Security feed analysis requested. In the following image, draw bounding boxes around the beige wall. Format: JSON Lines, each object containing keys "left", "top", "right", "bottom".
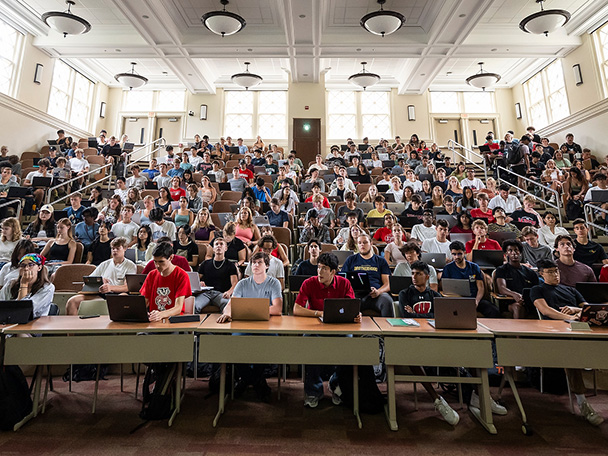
{"left": 184, "top": 90, "right": 224, "bottom": 142}
{"left": 92, "top": 82, "right": 109, "bottom": 136}
{"left": 288, "top": 80, "right": 326, "bottom": 152}
{"left": 15, "top": 34, "right": 54, "bottom": 113}
{"left": 391, "top": 90, "right": 431, "bottom": 142}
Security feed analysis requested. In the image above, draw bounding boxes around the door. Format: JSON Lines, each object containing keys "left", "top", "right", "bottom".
{"left": 434, "top": 118, "right": 462, "bottom": 149}
{"left": 466, "top": 119, "right": 496, "bottom": 163}
{"left": 155, "top": 117, "right": 182, "bottom": 146}
{"left": 293, "top": 118, "right": 321, "bottom": 166}
{"left": 122, "top": 117, "right": 146, "bottom": 145}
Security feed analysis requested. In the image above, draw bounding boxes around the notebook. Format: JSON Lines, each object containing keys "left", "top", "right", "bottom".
{"left": 230, "top": 297, "right": 269, "bottom": 321}
{"left": 106, "top": 295, "right": 149, "bottom": 323}
{"left": 320, "top": 298, "right": 360, "bottom": 323}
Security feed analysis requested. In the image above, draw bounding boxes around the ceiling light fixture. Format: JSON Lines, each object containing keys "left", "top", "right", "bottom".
{"left": 519, "top": 0, "right": 570, "bottom": 36}
{"left": 348, "top": 62, "right": 380, "bottom": 90}
{"left": 360, "top": 0, "right": 405, "bottom": 37}
{"left": 466, "top": 62, "right": 501, "bottom": 91}
{"left": 231, "top": 62, "right": 262, "bottom": 90}
{"left": 114, "top": 62, "right": 148, "bottom": 90}
{"left": 42, "top": 0, "right": 91, "bottom": 38}
{"left": 201, "top": 0, "right": 246, "bottom": 37}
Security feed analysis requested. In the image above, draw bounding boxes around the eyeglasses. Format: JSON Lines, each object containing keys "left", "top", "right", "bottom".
{"left": 19, "top": 263, "right": 37, "bottom": 269}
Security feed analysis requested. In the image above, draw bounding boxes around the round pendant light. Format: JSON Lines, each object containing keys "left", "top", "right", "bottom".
{"left": 466, "top": 62, "right": 501, "bottom": 91}
{"left": 201, "top": 0, "right": 246, "bottom": 37}
{"left": 114, "top": 62, "right": 148, "bottom": 90}
{"left": 348, "top": 62, "right": 381, "bottom": 90}
{"left": 519, "top": 0, "right": 570, "bottom": 37}
{"left": 41, "top": 0, "right": 91, "bottom": 38}
{"left": 360, "top": 0, "right": 405, "bottom": 37}
{"left": 231, "top": 62, "right": 262, "bottom": 90}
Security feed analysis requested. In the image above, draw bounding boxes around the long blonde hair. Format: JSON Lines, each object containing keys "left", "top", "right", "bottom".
{"left": 2, "top": 217, "right": 21, "bottom": 242}
{"left": 192, "top": 207, "right": 211, "bottom": 230}
{"left": 236, "top": 207, "right": 254, "bottom": 228}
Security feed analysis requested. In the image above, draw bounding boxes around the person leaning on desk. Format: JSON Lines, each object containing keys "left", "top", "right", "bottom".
{"left": 530, "top": 258, "right": 604, "bottom": 427}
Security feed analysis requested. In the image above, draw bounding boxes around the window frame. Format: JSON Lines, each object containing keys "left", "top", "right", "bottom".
{"left": 522, "top": 60, "right": 570, "bottom": 129}
{"left": 0, "top": 17, "right": 25, "bottom": 97}
{"left": 592, "top": 21, "right": 608, "bottom": 98}
{"left": 326, "top": 90, "right": 392, "bottom": 141}
{"left": 222, "top": 90, "right": 287, "bottom": 141}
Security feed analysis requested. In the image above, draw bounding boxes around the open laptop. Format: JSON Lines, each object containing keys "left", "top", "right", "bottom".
{"left": 421, "top": 253, "right": 446, "bottom": 270}
{"left": 32, "top": 176, "right": 52, "bottom": 188}
{"left": 332, "top": 250, "right": 354, "bottom": 266}
{"left": 436, "top": 214, "right": 457, "bottom": 229}
{"left": 441, "top": 278, "right": 471, "bottom": 297}
{"left": 144, "top": 181, "right": 158, "bottom": 190}
{"left": 449, "top": 233, "right": 473, "bottom": 245}
{"left": 125, "top": 274, "right": 147, "bottom": 294}
{"left": 187, "top": 271, "right": 213, "bottom": 295}
{"left": 87, "top": 137, "right": 98, "bottom": 148}
{"left": 431, "top": 297, "right": 477, "bottom": 330}
{"left": 230, "top": 297, "right": 269, "bottom": 321}
{"left": 389, "top": 275, "right": 412, "bottom": 295}
{"left": 591, "top": 190, "right": 608, "bottom": 203}
{"left": 300, "top": 182, "right": 314, "bottom": 193}
{"left": 81, "top": 276, "right": 103, "bottom": 294}
{"left": 7, "top": 187, "right": 29, "bottom": 198}
{"left": 472, "top": 250, "right": 504, "bottom": 269}
{"left": 0, "top": 300, "right": 33, "bottom": 325}
{"left": 253, "top": 215, "right": 270, "bottom": 226}
{"left": 576, "top": 282, "right": 608, "bottom": 304}
{"left": 107, "top": 295, "right": 149, "bottom": 323}
{"left": 488, "top": 231, "right": 517, "bottom": 244}
{"left": 298, "top": 202, "right": 313, "bottom": 215}
{"left": 47, "top": 139, "right": 58, "bottom": 146}
{"left": 320, "top": 298, "right": 360, "bottom": 324}
{"left": 219, "top": 182, "right": 231, "bottom": 191}
{"left": 123, "top": 142, "right": 134, "bottom": 152}
{"left": 124, "top": 249, "right": 137, "bottom": 263}
{"left": 339, "top": 272, "right": 372, "bottom": 294}
{"left": 53, "top": 209, "right": 68, "bottom": 221}
{"left": 289, "top": 275, "right": 311, "bottom": 292}
{"left": 217, "top": 212, "right": 233, "bottom": 227}
{"left": 579, "top": 304, "right": 608, "bottom": 326}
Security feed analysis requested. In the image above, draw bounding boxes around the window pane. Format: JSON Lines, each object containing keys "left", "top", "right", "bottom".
{"left": 258, "top": 91, "right": 287, "bottom": 139}
{"left": 546, "top": 61, "right": 565, "bottom": 93}
{"left": 258, "top": 91, "right": 286, "bottom": 114}
{"left": 529, "top": 102, "right": 548, "bottom": 129}
{"left": 224, "top": 114, "right": 252, "bottom": 138}
{"left": 549, "top": 89, "right": 569, "bottom": 122}
{"left": 463, "top": 92, "right": 495, "bottom": 113}
{"left": 258, "top": 114, "right": 286, "bottom": 139}
{"left": 0, "top": 58, "right": 13, "bottom": 95}
{"left": 52, "top": 61, "right": 72, "bottom": 93}
{"left": 430, "top": 92, "right": 460, "bottom": 113}
{"left": 362, "top": 114, "right": 391, "bottom": 139}
{"left": 156, "top": 90, "right": 185, "bottom": 111}
{"left": 0, "top": 20, "right": 19, "bottom": 61}
{"left": 526, "top": 73, "right": 544, "bottom": 104}
{"left": 124, "top": 90, "right": 154, "bottom": 111}
{"left": 70, "top": 101, "right": 89, "bottom": 130}
{"left": 361, "top": 91, "right": 389, "bottom": 114}
{"left": 328, "top": 114, "right": 356, "bottom": 139}
{"left": 225, "top": 91, "right": 253, "bottom": 114}
{"left": 328, "top": 91, "right": 356, "bottom": 114}
{"left": 48, "top": 88, "right": 70, "bottom": 121}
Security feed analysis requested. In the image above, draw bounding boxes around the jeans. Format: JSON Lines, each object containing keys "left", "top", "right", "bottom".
{"left": 360, "top": 292, "right": 394, "bottom": 317}
{"left": 194, "top": 290, "right": 229, "bottom": 313}
{"left": 477, "top": 299, "right": 500, "bottom": 318}
{"left": 304, "top": 365, "right": 337, "bottom": 397}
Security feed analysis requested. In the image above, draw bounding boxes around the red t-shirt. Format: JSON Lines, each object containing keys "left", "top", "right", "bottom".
{"left": 599, "top": 265, "right": 608, "bottom": 283}
{"left": 465, "top": 238, "right": 502, "bottom": 254}
{"left": 238, "top": 169, "right": 254, "bottom": 181}
{"left": 470, "top": 208, "right": 495, "bottom": 224}
{"left": 373, "top": 227, "right": 406, "bottom": 244}
{"left": 169, "top": 187, "right": 186, "bottom": 200}
{"left": 141, "top": 266, "right": 191, "bottom": 313}
{"left": 142, "top": 255, "right": 192, "bottom": 274}
{"left": 295, "top": 275, "right": 355, "bottom": 312}
{"left": 305, "top": 195, "right": 330, "bottom": 208}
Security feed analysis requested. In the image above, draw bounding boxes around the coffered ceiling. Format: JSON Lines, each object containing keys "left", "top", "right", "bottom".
{"left": 3, "top": 0, "right": 608, "bottom": 94}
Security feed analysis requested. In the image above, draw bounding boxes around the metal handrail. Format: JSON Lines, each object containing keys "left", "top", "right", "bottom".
{"left": 0, "top": 198, "right": 22, "bottom": 219}
{"left": 496, "top": 166, "right": 563, "bottom": 226}
{"left": 125, "top": 143, "right": 166, "bottom": 174}
{"left": 584, "top": 202, "right": 608, "bottom": 237}
{"left": 123, "top": 138, "right": 166, "bottom": 167}
{"left": 45, "top": 163, "right": 114, "bottom": 206}
{"left": 447, "top": 139, "right": 487, "bottom": 182}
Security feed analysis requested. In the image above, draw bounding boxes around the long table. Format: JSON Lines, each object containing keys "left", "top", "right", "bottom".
{"left": 478, "top": 318, "right": 608, "bottom": 435}
{"left": 3, "top": 315, "right": 202, "bottom": 429}
{"left": 197, "top": 315, "right": 381, "bottom": 428}
{"left": 375, "top": 318, "right": 497, "bottom": 434}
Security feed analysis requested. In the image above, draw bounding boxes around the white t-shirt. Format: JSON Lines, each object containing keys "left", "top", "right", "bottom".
{"left": 126, "top": 175, "right": 148, "bottom": 190}
{"left": 0, "top": 263, "right": 18, "bottom": 287}
{"left": 92, "top": 258, "right": 137, "bottom": 286}
{"left": 111, "top": 221, "right": 139, "bottom": 242}
{"left": 460, "top": 177, "right": 486, "bottom": 190}
{"left": 149, "top": 220, "right": 177, "bottom": 241}
{"left": 403, "top": 179, "right": 423, "bottom": 192}
{"left": 25, "top": 171, "right": 44, "bottom": 183}
{"left": 488, "top": 194, "right": 522, "bottom": 213}
{"left": 244, "top": 255, "right": 284, "bottom": 280}
{"left": 114, "top": 188, "right": 129, "bottom": 205}
{"left": 411, "top": 224, "right": 437, "bottom": 242}
{"left": 421, "top": 238, "right": 452, "bottom": 258}
{"left": 70, "top": 157, "right": 89, "bottom": 173}
{"left": 0, "top": 239, "right": 17, "bottom": 262}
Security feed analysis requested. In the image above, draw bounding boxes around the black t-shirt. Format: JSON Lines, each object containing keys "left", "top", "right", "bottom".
{"left": 529, "top": 283, "right": 585, "bottom": 319}
{"left": 356, "top": 173, "right": 371, "bottom": 184}
{"left": 495, "top": 263, "right": 539, "bottom": 294}
{"left": 509, "top": 209, "right": 540, "bottom": 230}
{"left": 402, "top": 206, "right": 424, "bottom": 220}
{"left": 398, "top": 285, "right": 442, "bottom": 318}
{"left": 337, "top": 206, "right": 365, "bottom": 226}
{"left": 221, "top": 237, "right": 246, "bottom": 262}
{"left": 198, "top": 259, "right": 238, "bottom": 292}
{"left": 89, "top": 238, "right": 111, "bottom": 266}
{"left": 295, "top": 260, "right": 318, "bottom": 277}
{"left": 173, "top": 240, "right": 198, "bottom": 262}
{"left": 573, "top": 240, "right": 608, "bottom": 265}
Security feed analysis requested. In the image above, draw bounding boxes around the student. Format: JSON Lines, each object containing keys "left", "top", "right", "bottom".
{"left": 341, "top": 233, "right": 392, "bottom": 316}
{"left": 465, "top": 219, "right": 501, "bottom": 261}
{"left": 111, "top": 205, "right": 139, "bottom": 247}
{"left": 40, "top": 218, "right": 77, "bottom": 273}
{"left": 494, "top": 240, "right": 539, "bottom": 319}
{"left": 74, "top": 207, "right": 100, "bottom": 252}
{"left": 113, "top": 177, "right": 129, "bottom": 204}
{"left": 401, "top": 194, "right": 424, "bottom": 220}
{"left": 538, "top": 211, "right": 569, "bottom": 248}
{"left": 140, "top": 242, "right": 192, "bottom": 321}
{"left": 126, "top": 165, "right": 148, "bottom": 190}
{"left": 153, "top": 163, "right": 172, "bottom": 188}
{"left": 531, "top": 259, "right": 604, "bottom": 426}
{"left": 469, "top": 193, "right": 494, "bottom": 223}
{"left": 555, "top": 234, "right": 596, "bottom": 286}
{"left": 488, "top": 184, "right": 522, "bottom": 214}
{"left": 149, "top": 207, "right": 177, "bottom": 242}
{"left": 217, "top": 252, "right": 282, "bottom": 402}
{"left": 521, "top": 226, "right": 552, "bottom": 268}
{"left": 87, "top": 222, "right": 112, "bottom": 266}
{"left": 0, "top": 239, "right": 37, "bottom": 288}
{"left": 142, "top": 237, "right": 191, "bottom": 273}
{"left": 266, "top": 198, "right": 289, "bottom": 228}
{"left": 488, "top": 207, "right": 521, "bottom": 237}
{"left": 572, "top": 219, "right": 608, "bottom": 265}
{"left": 252, "top": 177, "right": 272, "bottom": 203}
{"left": 195, "top": 236, "right": 238, "bottom": 313}
{"left": 244, "top": 235, "right": 285, "bottom": 288}
{"left": 366, "top": 195, "right": 393, "bottom": 220}
{"left": 296, "top": 239, "right": 321, "bottom": 276}
{"left": 208, "top": 222, "right": 246, "bottom": 267}
{"left": 421, "top": 219, "right": 451, "bottom": 260}
{"left": 394, "top": 242, "right": 439, "bottom": 291}
{"left": 173, "top": 225, "right": 198, "bottom": 268}
{"left": 299, "top": 209, "right": 331, "bottom": 244}
{"left": 510, "top": 195, "right": 543, "bottom": 231}
{"left": 442, "top": 241, "right": 500, "bottom": 318}
{"left": 66, "top": 237, "right": 136, "bottom": 315}
{"left": 384, "top": 225, "right": 408, "bottom": 265}
{"left": 372, "top": 214, "right": 399, "bottom": 244}
{"left": 460, "top": 168, "right": 485, "bottom": 191}
{"left": 66, "top": 192, "right": 85, "bottom": 225}
{"left": 410, "top": 209, "right": 436, "bottom": 243}
{"left": 293, "top": 252, "right": 360, "bottom": 408}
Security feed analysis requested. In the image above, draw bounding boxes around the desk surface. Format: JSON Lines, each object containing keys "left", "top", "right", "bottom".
{"left": 375, "top": 318, "right": 493, "bottom": 338}
{"left": 198, "top": 315, "right": 380, "bottom": 335}
{"left": 478, "top": 318, "right": 608, "bottom": 338}
{"left": 5, "top": 315, "right": 204, "bottom": 335}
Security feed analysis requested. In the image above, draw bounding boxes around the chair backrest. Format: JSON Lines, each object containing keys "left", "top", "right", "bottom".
{"left": 212, "top": 200, "right": 236, "bottom": 213}
{"left": 39, "top": 145, "right": 50, "bottom": 155}
{"left": 141, "top": 189, "right": 159, "bottom": 199}
{"left": 21, "top": 152, "right": 40, "bottom": 161}
{"left": 51, "top": 264, "right": 97, "bottom": 292}
{"left": 271, "top": 226, "right": 292, "bottom": 247}
{"left": 78, "top": 299, "right": 109, "bottom": 316}
{"left": 73, "top": 242, "right": 84, "bottom": 263}
{"left": 87, "top": 155, "right": 105, "bottom": 166}
{"left": 195, "top": 241, "right": 211, "bottom": 264}
{"left": 220, "top": 190, "right": 242, "bottom": 201}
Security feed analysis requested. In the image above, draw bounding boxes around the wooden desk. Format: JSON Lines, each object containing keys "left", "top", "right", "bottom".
{"left": 478, "top": 318, "right": 608, "bottom": 435}
{"left": 197, "top": 315, "right": 381, "bottom": 428}
{"left": 4, "top": 316, "right": 202, "bottom": 429}
{"left": 375, "top": 318, "right": 496, "bottom": 434}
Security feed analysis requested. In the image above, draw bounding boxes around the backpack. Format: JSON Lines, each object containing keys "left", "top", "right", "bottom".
{"left": 566, "top": 199, "right": 584, "bottom": 221}
{"left": 0, "top": 366, "right": 33, "bottom": 431}
{"left": 335, "top": 365, "right": 386, "bottom": 414}
{"left": 139, "top": 363, "right": 176, "bottom": 421}
{"left": 507, "top": 144, "right": 523, "bottom": 165}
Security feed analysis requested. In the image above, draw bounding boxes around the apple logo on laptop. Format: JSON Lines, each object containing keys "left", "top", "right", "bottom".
{"left": 339, "top": 308, "right": 345, "bottom": 314}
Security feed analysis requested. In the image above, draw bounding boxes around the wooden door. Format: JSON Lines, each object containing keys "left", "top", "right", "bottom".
{"left": 293, "top": 118, "right": 321, "bottom": 166}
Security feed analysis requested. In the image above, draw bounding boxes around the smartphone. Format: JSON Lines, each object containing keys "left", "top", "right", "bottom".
{"left": 79, "top": 314, "right": 100, "bottom": 319}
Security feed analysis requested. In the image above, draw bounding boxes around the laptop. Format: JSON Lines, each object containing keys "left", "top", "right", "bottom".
{"left": 389, "top": 275, "right": 413, "bottom": 295}
{"left": 218, "top": 182, "right": 231, "bottom": 191}
{"left": 47, "top": 139, "right": 58, "bottom": 146}
{"left": 579, "top": 304, "right": 608, "bottom": 326}
{"left": 144, "top": 181, "right": 158, "bottom": 189}
{"left": 81, "top": 200, "right": 92, "bottom": 207}
{"left": 358, "top": 144, "right": 368, "bottom": 151}
{"left": 253, "top": 215, "right": 270, "bottom": 226}
{"left": 33, "top": 157, "right": 41, "bottom": 167}
{"left": 81, "top": 276, "right": 103, "bottom": 294}
{"left": 88, "top": 137, "right": 98, "bottom": 148}
{"left": 170, "top": 201, "right": 180, "bottom": 211}
{"left": 421, "top": 253, "right": 446, "bottom": 269}
{"left": 228, "top": 146, "right": 240, "bottom": 154}
{"left": 431, "top": 297, "right": 477, "bottom": 330}
{"left": 32, "top": 176, "right": 52, "bottom": 187}
{"left": 123, "top": 142, "right": 134, "bottom": 152}
{"left": 418, "top": 174, "right": 434, "bottom": 183}
{"left": 7, "top": 187, "right": 29, "bottom": 198}
{"left": 217, "top": 212, "right": 233, "bottom": 227}
{"left": 54, "top": 209, "right": 68, "bottom": 221}
{"left": 332, "top": 250, "right": 354, "bottom": 266}
{"left": 187, "top": 271, "right": 213, "bottom": 295}
{"left": 339, "top": 272, "right": 372, "bottom": 294}
{"left": 0, "top": 300, "right": 33, "bottom": 324}
{"left": 488, "top": 231, "right": 518, "bottom": 244}
{"left": 449, "top": 233, "right": 473, "bottom": 245}
{"left": 575, "top": 282, "right": 608, "bottom": 304}
{"left": 377, "top": 184, "right": 389, "bottom": 193}
{"left": 230, "top": 297, "right": 269, "bottom": 321}
{"left": 106, "top": 295, "right": 149, "bottom": 323}
{"left": 441, "top": 278, "right": 471, "bottom": 297}
{"left": 320, "top": 298, "right": 361, "bottom": 324}
{"left": 591, "top": 190, "right": 608, "bottom": 203}
{"left": 472, "top": 250, "right": 504, "bottom": 269}
{"left": 436, "top": 214, "right": 457, "bottom": 229}
{"left": 125, "top": 274, "right": 147, "bottom": 294}
{"left": 298, "top": 202, "right": 313, "bottom": 215}
{"left": 478, "top": 145, "right": 491, "bottom": 154}
{"left": 300, "top": 182, "right": 314, "bottom": 193}
{"left": 289, "top": 275, "right": 311, "bottom": 292}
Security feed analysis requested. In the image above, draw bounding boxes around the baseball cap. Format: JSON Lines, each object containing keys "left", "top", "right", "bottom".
{"left": 40, "top": 204, "right": 54, "bottom": 214}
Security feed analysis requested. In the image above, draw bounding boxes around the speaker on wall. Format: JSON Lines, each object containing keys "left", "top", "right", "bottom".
{"left": 573, "top": 64, "right": 583, "bottom": 86}
{"left": 200, "top": 104, "right": 207, "bottom": 120}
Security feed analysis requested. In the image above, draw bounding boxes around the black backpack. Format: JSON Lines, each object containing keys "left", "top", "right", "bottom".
{"left": 0, "top": 366, "right": 33, "bottom": 431}
{"left": 139, "top": 363, "right": 176, "bottom": 421}
{"left": 507, "top": 144, "right": 523, "bottom": 165}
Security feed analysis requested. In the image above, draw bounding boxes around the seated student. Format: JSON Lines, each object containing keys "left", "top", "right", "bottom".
{"left": 394, "top": 242, "right": 438, "bottom": 291}
{"left": 465, "top": 219, "right": 501, "bottom": 261}
{"left": 494, "top": 239, "right": 539, "bottom": 319}
{"left": 488, "top": 183, "right": 522, "bottom": 214}
{"left": 329, "top": 175, "right": 350, "bottom": 202}
{"left": 87, "top": 222, "right": 112, "bottom": 266}
{"left": 383, "top": 225, "right": 408, "bottom": 265}
{"left": 153, "top": 163, "right": 173, "bottom": 188}
{"left": 194, "top": 236, "right": 238, "bottom": 313}
{"left": 141, "top": 242, "right": 192, "bottom": 322}
{"left": 0, "top": 253, "right": 55, "bottom": 318}
{"left": 442, "top": 241, "right": 500, "bottom": 318}
{"left": 0, "top": 239, "right": 37, "bottom": 288}
{"left": 401, "top": 194, "right": 424, "bottom": 220}
{"left": 142, "top": 237, "right": 191, "bottom": 274}
{"left": 206, "top": 222, "right": 247, "bottom": 267}
{"left": 294, "top": 239, "right": 321, "bottom": 276}
{"left": 460, "top": 168, "right": 486, "bottom": 191}
{"left": 66, "top": 192, "right": 85, "bottom": 225}
{"left": 252, "top": 177, "right": 272, "bottom": 204}
{"left": 572, "top": 218, "right": 608, "bottom": 265}
{"left": 367, "top": 195, "right": 393, "bottom": 220}
{"left": 66, "top": 237, "right": 137, "bottom": 315}
{"left": 111, "top": 205, "right": 139, "bottom": 247}
{"left": 126, "top": 165, "right": 148, "bottom": 190}
{"left": 521, "top": 226, "right": 552, "bottom": 268}
{"left": 217, "top": 252, "right": 282, "bottom": 402}
{"left": 469, "top": 193, "right": 494, "bottom": 223}
{"left": 341, "top": 233, "right": 393, "bottom": 316}
{"left": 334, "top": 212, "right": 360, "bottom": 246}
{"left": 488, "top": 207, "right": 521, "bottom": 237}
{"left": 23, "top": 204, "right": 56, "bottom": 242}
{"left": 436, "top": 195, "right": 457, "bottom": 216}
{"left": 40, "top": 218, "right": 77, "bottom": 274}
{"left": 337, "top": 193, "right": 365, "bottom": 226}
{"left": 244, "top": 235, "right": 285, "bottom": 288}
{"left": 372, "top": 213, "right": 399, "bottom": 244}
{"left": 299, "top": 209, "right": 331, "bottom": 244}
{"left": 148, "top": 207, "right": 177, "bottom": 242}
{"left": 74, "top": 207, "right": 100, "bottom": 253}
{"left": 113, "top": 177, "right": 129, "bottom": 205}
{"left": 173, "top": 225, "right": 198, "bottom": 268}
{"left": 141, "top": 158, "right": 160, "bottom": 180}
{"left": 266, "top": 198, "right": 289, "bottom": 228}
{"left": 555, "top": 234, "right": 596, "bottom": 287}
{"left": 410, "top": 209, "right": 436, "bottom": 244}
{"left": 531, "top": 259, "right": 604, "bottom": 426}
{"left": 304, "top": 182, "right": 330, "bottom": 208}
{"left": 293, "top": 252, "right": 361, "bottom": 408}
{"left": 421, "top": 219, "right": 452, "bottom": 260}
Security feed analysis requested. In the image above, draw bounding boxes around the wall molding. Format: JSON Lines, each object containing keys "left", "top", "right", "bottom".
{"left": 0, "top": 93, "right": 92, "bottom": 139}
{"left": 537, "top": 97, "right": 608, "bottom": 137}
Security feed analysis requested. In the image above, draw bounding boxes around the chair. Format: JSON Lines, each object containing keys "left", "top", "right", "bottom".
{"left": 220, "top": 190, "right": 242, "bottom": 201}
{"left": 87, "top": 155, "right": 105, "bottom": 166}
{"left": 73, "top": 242, "right": 84, "bottom": 263}
{"left": 271, "top": 226, "right": 292, "bottom": 247}
{"left": 39, "top": 145, "right": 50, "bottom": 155}
{"left": 212, "top": 200, "right": 236, "bottom": 213}
{"left": 20, "top": 151, "right": 40, "bottom": 161}
{"left": 141, "top": 190, "right": 159, "bottom": 199}
{"left": 51, "top": 264, "right": 96, "bottom": 292}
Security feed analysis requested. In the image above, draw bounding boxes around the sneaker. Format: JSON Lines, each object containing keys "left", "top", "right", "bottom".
{"left": 304, "top": 395, "right": 320, "bottom": 408}
{"left": 580, "top": 401, "right": 604, "bottom": 426}
{"left": 470, "top": 391, "right": 507, "bottom": 416}
{"left": 329, "top": 384, "right": 343, "bottom": 405}
{"left": 434, "top": 396, "right": 460, "bottom": 426}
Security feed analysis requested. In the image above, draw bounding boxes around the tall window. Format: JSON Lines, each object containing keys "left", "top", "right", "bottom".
{"left": 0, "top": 18, "right": 24, "bottom": 96}
{"left": 523, "top": 60, "right": 569, "bottom": 129}
{"left": 361, "top": 92, "right": 391, "bottom": 139}
{"left": 224, "top": 91, "right": 253, "bottom": 139}
{"left": 430, "top": 92, "right": 460, "bottom": 113}
{"left": 48, "top": 60, "right": 94, "bottom": 130}
{"left": 593, "top": 21, "right": 608, "bottom": 97}
{"left": 156, "top": 90, "right": 185, "bottom": 111}
{"left": 223, "top": 91, "right": 287, "bottom": 140}
{"left": 258, "top": 91, "right": 287, "bottom": 139}
{"left": 463, "top": 92, "right": 495, "bottom": 113}
{"left": 327, "top": 90, "right": 391, "bottom": 140}
{"left": 123, "top": 90, "right": 154, "bottom": 111}
{"left": 328, "top": 91, "right": 356, "bottom": 139}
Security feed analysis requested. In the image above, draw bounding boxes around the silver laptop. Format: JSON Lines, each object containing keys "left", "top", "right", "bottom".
{"left": 332, "top": 250, "right": 354, "bottom": 266}
{"left": 421, "top": 252, "right": 446, "bottom": 269}
{"left": 230, "top": 297, "right": 270, "bottom": 321}
{"left": 449, "top": 233, "right": 473, "bottom": 245}
{"left": 431, "top": 297, "right": 477, "bottom": 330}
{"left": 436, "top": 214, "right": 457, "bottom": 229}
{"left": 253, "top": 215, "right": 270, "bottom": 226}
{"left": 187, "top": 271, "right": 213, "bottom": 295}
{"left": 441, "top": 278, "right": 471, "bottom": 297}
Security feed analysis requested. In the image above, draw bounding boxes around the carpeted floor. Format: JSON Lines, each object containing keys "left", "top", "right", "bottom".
{"left": 1, "top": 370, "right": 607, "bottom": 455}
